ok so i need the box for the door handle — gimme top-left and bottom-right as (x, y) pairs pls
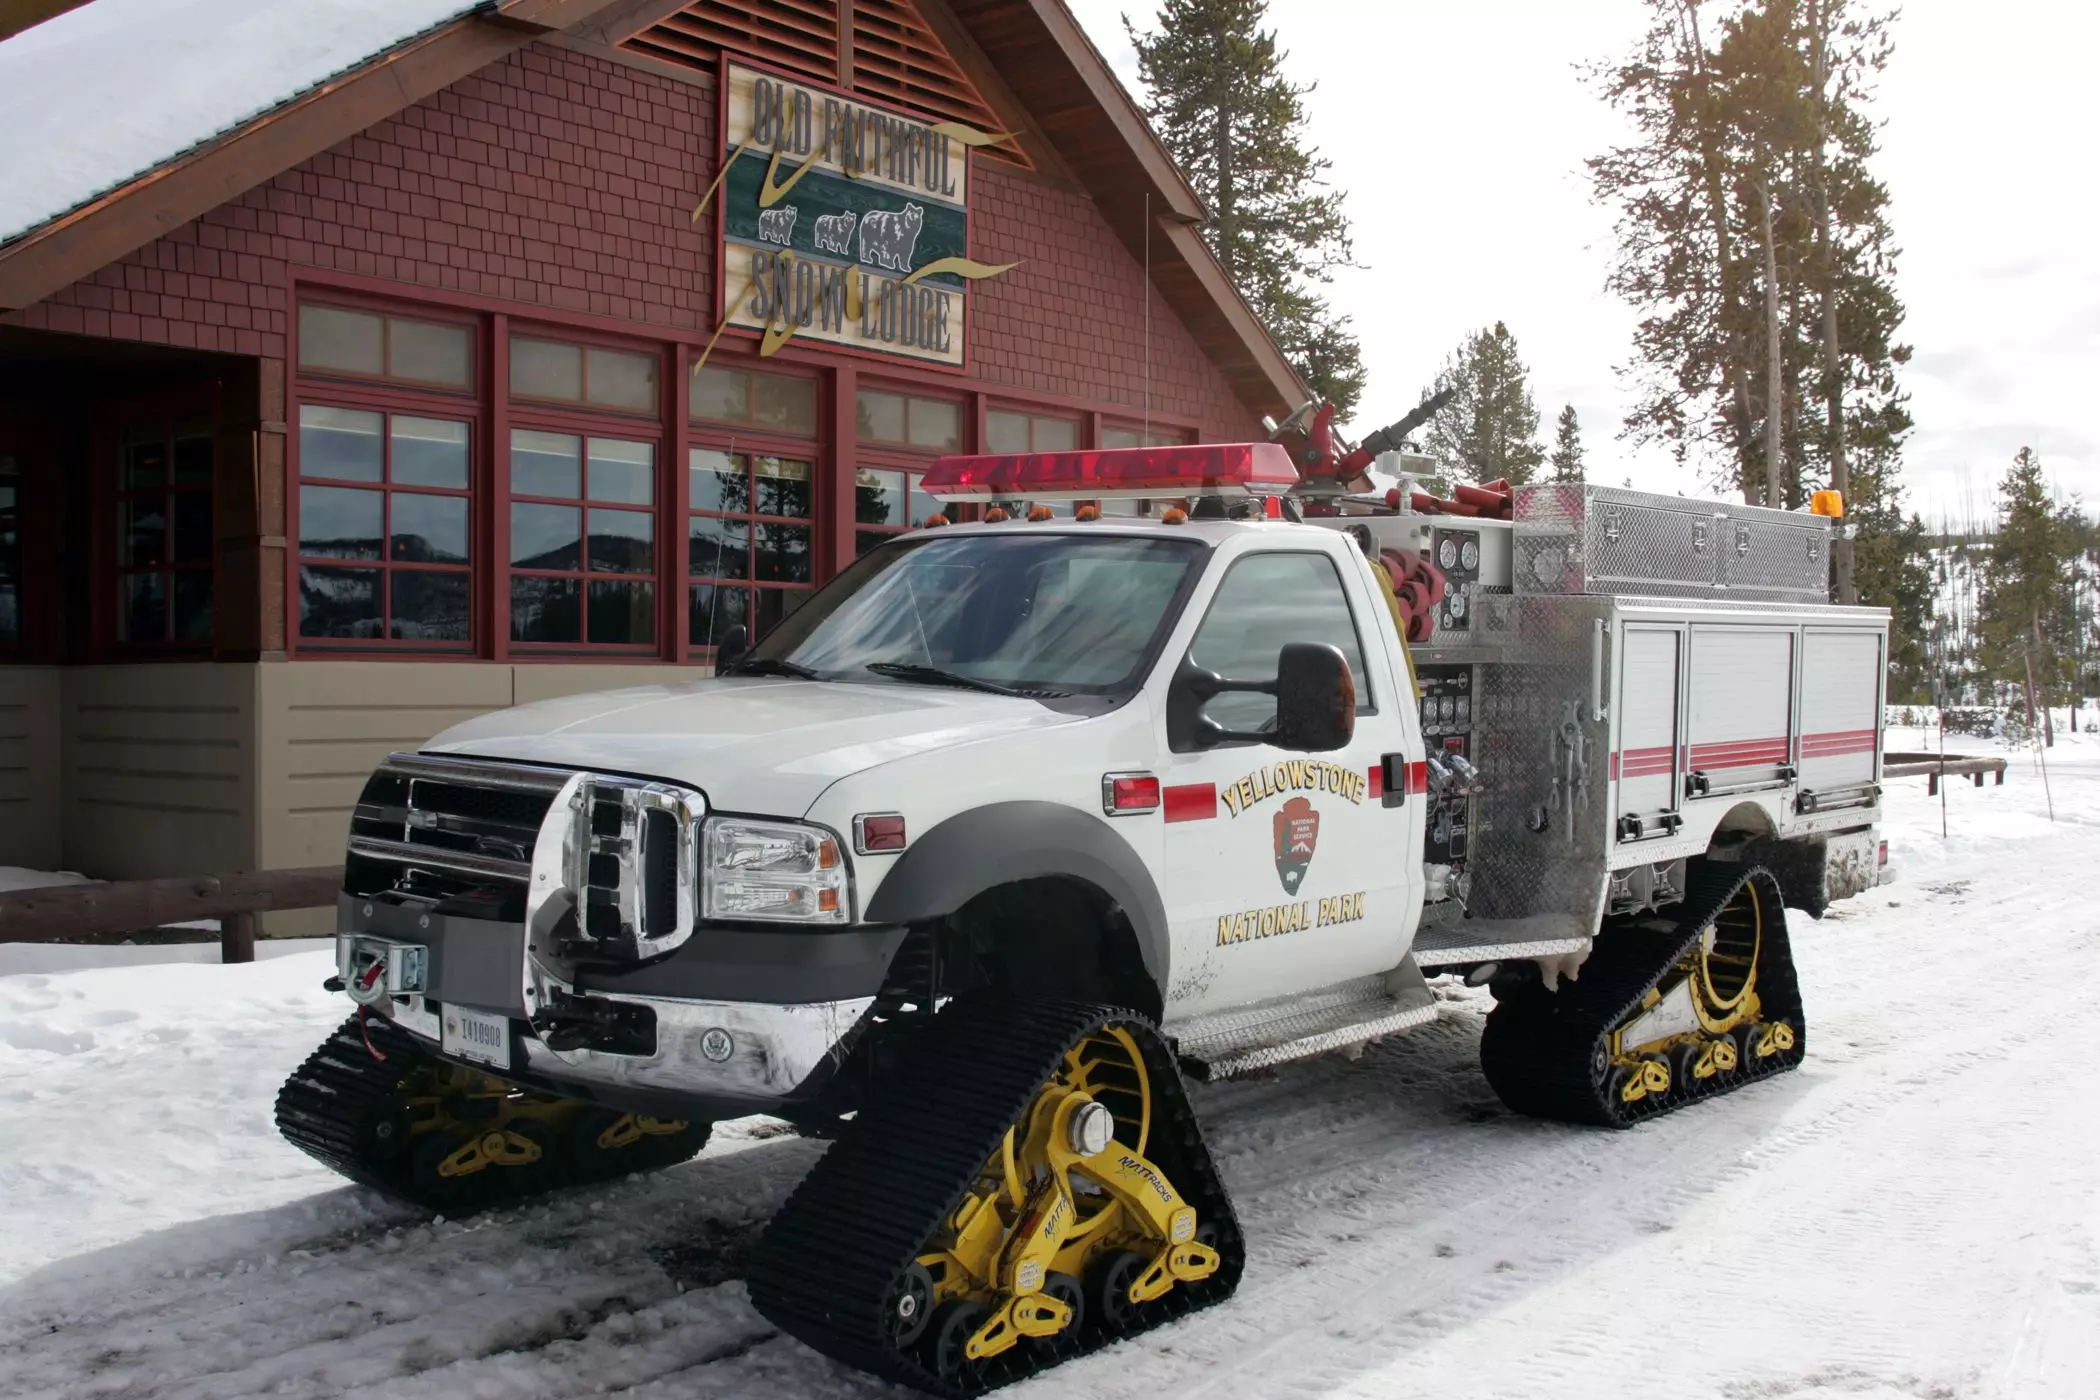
(1380, 753), (1409, 808)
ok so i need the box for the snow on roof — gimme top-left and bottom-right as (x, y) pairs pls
(0, 0), (483, 247)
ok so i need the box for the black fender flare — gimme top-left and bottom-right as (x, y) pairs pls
(861, 801), (1171, 993)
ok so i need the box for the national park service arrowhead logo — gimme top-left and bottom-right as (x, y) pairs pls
(1273, 797), (1320, 894)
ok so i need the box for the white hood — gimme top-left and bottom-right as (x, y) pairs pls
(425, 676), (1083, 817)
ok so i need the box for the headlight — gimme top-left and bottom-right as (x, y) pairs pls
(703, 818), (850, 924)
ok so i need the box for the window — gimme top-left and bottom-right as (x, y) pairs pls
(1185, 553), (1371, 734)
(296, 406), (472, 643)
(299, 304), (471, 389)
(511, 337), (659, 414)
(509, 430), (658, 646)
(985, 409), (1078, 454)
(0, 452), (18, 644)
(856, 389), (961, 451)
(115, 416), (213, 645)
(689, 448), (815, 648)
(691, 364), (818, 435)
(750, 533), (1205, 696)
(1101, 424), (1187, 450)
(854, 467), (942, 556)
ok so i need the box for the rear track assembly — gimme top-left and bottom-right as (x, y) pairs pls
(747, 996), (1242, 1396)
(1481, 863), (1805, 1127)
(275, 1014), (708, 1213)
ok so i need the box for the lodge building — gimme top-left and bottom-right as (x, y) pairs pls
(0, 0), (1303, 926)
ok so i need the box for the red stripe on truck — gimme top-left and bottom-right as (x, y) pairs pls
(1614, 744), (1675, 780)
(1801, 728), (1877, 756)
(1162, 783), (1216, 822)
(1689, 738), (1789, 768)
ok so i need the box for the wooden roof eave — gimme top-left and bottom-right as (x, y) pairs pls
(0, 0), (693, 314)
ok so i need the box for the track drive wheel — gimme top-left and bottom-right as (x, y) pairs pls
(748, 998), (1242, 1396)
(1481, 864), (1806, 1128)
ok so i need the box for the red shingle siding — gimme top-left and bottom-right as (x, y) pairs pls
(8, 42), (1259, 438)
(968, 165), (1253, 439)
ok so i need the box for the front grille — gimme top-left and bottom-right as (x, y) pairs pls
(344, 752), (706, 964)
(345, 754), (568, 918)
(564, 777), (706, 962)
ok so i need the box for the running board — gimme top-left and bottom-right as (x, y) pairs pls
(1409, 920), (1590, 970)
(1170, 962), (1439, 1081)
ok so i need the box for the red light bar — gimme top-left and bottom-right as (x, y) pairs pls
(922, 442), (1299, 501)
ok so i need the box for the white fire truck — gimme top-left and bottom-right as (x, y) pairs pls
(278, 421), (1888, 1396)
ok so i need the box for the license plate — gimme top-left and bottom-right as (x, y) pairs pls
(442, 1005), (512, 1069)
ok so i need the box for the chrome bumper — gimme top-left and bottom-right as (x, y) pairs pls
(520, 992), (874, 1100)
(342, 928), (874, 1106)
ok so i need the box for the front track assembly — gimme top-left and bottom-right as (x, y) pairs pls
(748, 997), (1242, 1396)
(276, 1014), (708, 1213)
(1481, 863), (1805, 1127)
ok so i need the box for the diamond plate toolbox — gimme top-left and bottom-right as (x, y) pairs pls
(1509, 483), (1830, 603)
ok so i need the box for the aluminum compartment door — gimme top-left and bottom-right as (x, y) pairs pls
(1616, 626), (1681, 821)
(1687, 626), (1794, 789)
(1799, 629), (1883, 789)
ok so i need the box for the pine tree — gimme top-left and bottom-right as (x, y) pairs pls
(1129, 0), (1366, 416)
(1419, 323), (1546, 485)
(1549, 404), (1586, 482)
(1588, 0), (1909, 543)
(1978, 447), (2078, 736)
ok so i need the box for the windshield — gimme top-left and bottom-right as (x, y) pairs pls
(749, 531), (1207, 695)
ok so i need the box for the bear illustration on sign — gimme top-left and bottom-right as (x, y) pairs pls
(757, 206), (798, 245)
(1273, 797), (1320, 895)
(811, 210), (858, 255)
(858, 203), (925, 273)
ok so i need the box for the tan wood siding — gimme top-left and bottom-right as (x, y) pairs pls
(0, 666), (61, 869)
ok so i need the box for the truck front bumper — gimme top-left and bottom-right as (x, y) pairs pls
(334, 896), (901, 1120)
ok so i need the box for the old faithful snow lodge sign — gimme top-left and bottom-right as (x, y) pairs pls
(719, 62), (1013, 368)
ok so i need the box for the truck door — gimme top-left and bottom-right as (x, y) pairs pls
(1686, 625), (1796, 798)
(1616, 625), (1683, 838)
(1157, 548), (1418, 1014)
(1798, 628), (1883, 801)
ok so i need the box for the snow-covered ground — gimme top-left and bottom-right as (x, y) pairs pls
(4, 739), (2098, 1399)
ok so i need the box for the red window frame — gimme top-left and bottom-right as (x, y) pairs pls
(290, 293), (486, 656)
(508, 332), (663, 421)
(296, 301), (478, 396)
(504, 413), (668, 654)
(687, 434), (821, 650)
(293, 402), (476, 650)
(854, 384), (966, 455)
(850, 451), (943, 557)
(110, 408), (217, 651)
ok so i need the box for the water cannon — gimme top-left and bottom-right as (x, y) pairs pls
(1267, 388), (1457, 493)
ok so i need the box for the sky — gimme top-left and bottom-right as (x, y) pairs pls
(1065, 0), (2100, 526)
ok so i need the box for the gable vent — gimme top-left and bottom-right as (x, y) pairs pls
(850, 0), (1015, 159)
(623, 0), (1028, 168)
(627, 0), (842, 89)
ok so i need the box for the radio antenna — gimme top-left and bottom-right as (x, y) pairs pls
(1143, 191), (1152, 438)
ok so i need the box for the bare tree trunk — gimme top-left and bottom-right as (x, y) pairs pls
(1808, 0), (1857, 602)
(1681, 1), (1757, 493)
(1757, 176), (1785, 509)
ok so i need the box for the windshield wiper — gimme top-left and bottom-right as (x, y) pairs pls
(722, 656), (823, 680)
(864, 661), (1064, 699)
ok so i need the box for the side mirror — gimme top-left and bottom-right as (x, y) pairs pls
(1272, 642), (1356, 752)
(714, 624), (749, 672)
(1169, 641), (1355, 753)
